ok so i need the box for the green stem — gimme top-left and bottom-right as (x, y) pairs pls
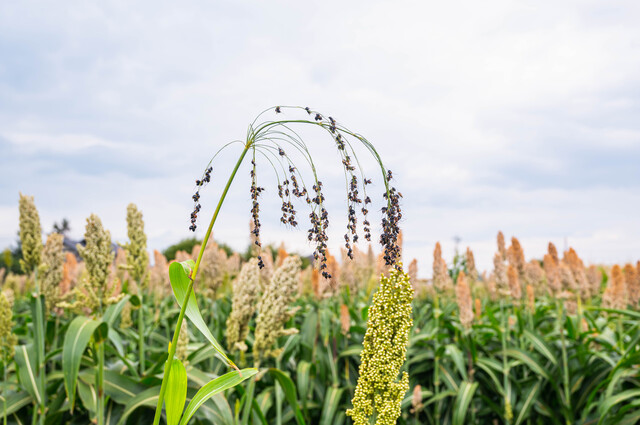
(3, 366), (6, 425)
(276, 358), (283, 425)
(501, 300), (511, 425)
(152, 142), (251, 425)
(433, 293), (441, 424)
(96, 341), (105, 425)
(557, 301), (571, 423)
(138, 291), (145, 376)
(33, 270), (46, 425)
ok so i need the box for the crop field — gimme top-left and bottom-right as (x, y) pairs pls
(1, 109), (639, 425)
(3, 208), (640, 425)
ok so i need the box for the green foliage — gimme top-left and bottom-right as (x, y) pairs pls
(3, 277), (640, 424)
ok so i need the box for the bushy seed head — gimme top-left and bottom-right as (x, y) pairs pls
(226, 258), (261, 352)
(523, 260), (545, 295)
(603, 265), (627, 310)
(253, 256), (301, 362)
(0, 291), (17, 365)
(507, 237), (525, 277)
(493, 253), (509, 297)
(40, 233), (64, 314)
(346, 265), (413, 425)
(18, 193), (42, 273)
(340, 303), (350, 335)
(507, 264), (521, 300)
(497, 231), (507, 261)
(433, 242), (453, 294)
(455, 271), (473, 328)
(465, 247), (477, 282)
(623, 263), (639, 307)
(61, 214), (121, 315)
(548, 242), (559, 264)
(543, 254), (561, 296)
(176, 320), (190, 365)
(123, 203), (149, 284)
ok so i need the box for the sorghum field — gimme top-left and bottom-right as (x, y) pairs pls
(1, 110), (639, 425)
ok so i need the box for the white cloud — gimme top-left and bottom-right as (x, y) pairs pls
(0, 0), (639, 277)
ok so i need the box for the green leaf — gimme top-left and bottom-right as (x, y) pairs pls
(0, 390), (32, 416)
(319, 387), (343, 425)
(14, 344), (43, 406)
(166, 358), (188, 425)
(102, 295), (131, 327)
(523, 329), (557, 366)
(515, 380), (542, 425)
(79, 369), (145, 404)
(598, 389), (640, 425)
(452, 381), (478, 425)
(504, 348), (551, 381)
(169, 260), (235, 368)
(296, 361), (313, 406)
(269, 368), (307, 425)
(179, 368), (258, 425)
(62, 316), (103, 411)
(445, 344), (467, 380)
(77, 380), (97, 414)
(116, 386), (160, 425)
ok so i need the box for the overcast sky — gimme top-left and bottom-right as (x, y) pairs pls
(1, 0), (639, 277)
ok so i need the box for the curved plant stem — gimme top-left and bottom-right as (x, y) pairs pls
(152, 142), (251, 425)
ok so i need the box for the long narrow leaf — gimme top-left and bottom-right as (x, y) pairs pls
(269, 368), (307, 425)
(14, 345), (42, 405)
(179, 368), (257, 425)
(169, 260), (235, 368)
(453, 381), (478, 425)
(62, 316), (104, 410)
(166, 358), (188, 425)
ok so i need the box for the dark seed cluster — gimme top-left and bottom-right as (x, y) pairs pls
(380, 169), (402, 267)
(189, 166), (213, 231)
(250, 159), (265, 268)
(307, 181), (331, 278)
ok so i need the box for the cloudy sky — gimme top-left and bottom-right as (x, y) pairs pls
(1, 0), (639, 276)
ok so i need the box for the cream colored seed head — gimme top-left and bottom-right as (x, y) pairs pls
(226, 258), (261, 352)
(253, 256), (301, 362)
(60, 214), (121, 314)
(18, 193), (42, 273)
(346, 265), (413, 425)
(40, 233), (65, 314)
(123, 203), (149, 285)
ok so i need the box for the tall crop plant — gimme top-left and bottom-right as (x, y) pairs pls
(151, 106), (404, 425)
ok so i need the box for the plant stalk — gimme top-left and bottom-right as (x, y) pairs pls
(138, 291), (145, 375)
(152, 142), (251, 425)
(96, 341), (105, 425)
(33, 270), (46, 425)
(433, 293), (441, 424)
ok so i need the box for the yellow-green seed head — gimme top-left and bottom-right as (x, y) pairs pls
(60, 214), (121, 314)
(18, 193), (42, 273)
(40, 233), (65, 314)
(0, 291), (17, 365)
(346, 265), (414, 425)
(123, 203), (149, 284)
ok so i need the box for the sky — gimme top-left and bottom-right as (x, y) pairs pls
(1, 0), (639, 277)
